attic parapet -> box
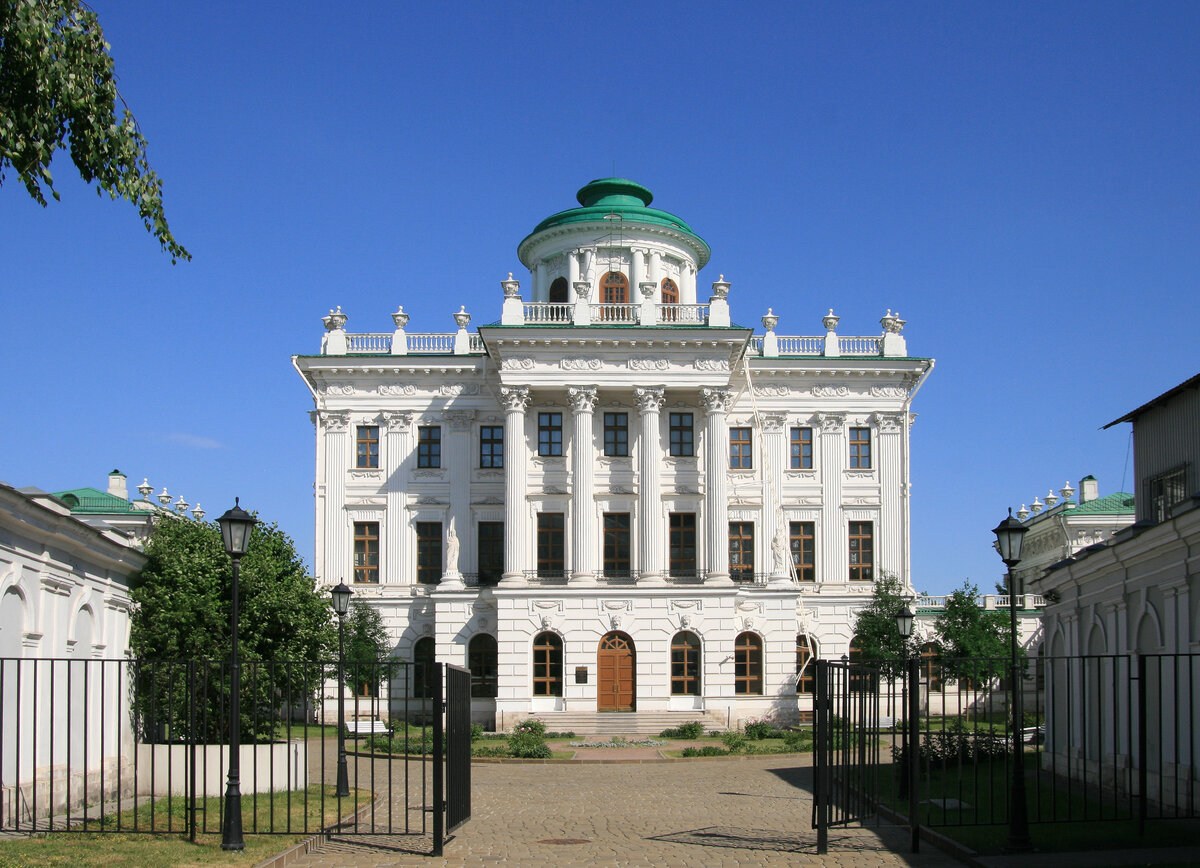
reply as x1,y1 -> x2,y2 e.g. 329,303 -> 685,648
751,307 -> 909,358
320,305 -> 485,356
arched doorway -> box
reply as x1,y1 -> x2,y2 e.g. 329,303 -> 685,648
597,632 -> 635,711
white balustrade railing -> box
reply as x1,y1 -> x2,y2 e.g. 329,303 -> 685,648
776,335 -> 824,355
593,303 -> 639,323
523,303 -> 572,323
656,304 -> 708,324
469,333 -> 485,352
405,333 -> 455,353
748,336 -> 763,353
918,594 -> 1045,610
839,336 -> 882,355
346,333 -> 392,353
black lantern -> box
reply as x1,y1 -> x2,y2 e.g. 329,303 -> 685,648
991,508 -> 1028,567
331,581 -> 353,617
895,604 -> 915,639
331,581 -> 353,797
217,498 -> 257,558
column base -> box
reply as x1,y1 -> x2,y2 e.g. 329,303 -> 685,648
637,572 -> 667,587
499,572 -> 528,588
438,572 -> 465,590
704,572 -> 734,586
569,572 -> 598,587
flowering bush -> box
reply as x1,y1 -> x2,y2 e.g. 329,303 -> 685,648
508,718 -> 551,758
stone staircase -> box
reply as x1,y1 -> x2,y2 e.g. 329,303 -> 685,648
519,710 -> 723,737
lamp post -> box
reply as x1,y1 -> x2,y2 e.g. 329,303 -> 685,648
217,499 -> 257,851
330,581 -> 353,798
896,604 -> 919,852
993,508 -> 1032,853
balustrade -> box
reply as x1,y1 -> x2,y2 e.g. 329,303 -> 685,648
523,303 -> 572,323
838,336 -> 882,355
405,333 -> 456,353
345,333 -> 392,353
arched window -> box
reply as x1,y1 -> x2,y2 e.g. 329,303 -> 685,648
601,271 -> 629,304
548,276 -> 568,303
532,632 -> 563,696
660,277 -> 678,304
920,642 -> 942,692
670,631 -> 701,695
469,634 -> 498,698
796,633 -> 816,695
734,632 -> 762,695
412,636 -> 435,699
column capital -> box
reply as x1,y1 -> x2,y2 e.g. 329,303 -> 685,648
381,410 -> 413,429
319,410 -> 351,432
761,412 -> 787,432
700,387 -> 733,414
567,385 -> 598,413
634,386 -> 665,412
500,385 -> 531,412
874,412 -> 905,433
817,412 -> 846,432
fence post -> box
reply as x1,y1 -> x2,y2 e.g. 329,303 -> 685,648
189,659 -> 197,842
432,662 -> 445,857
1137,654 -> 1147,835
815,658 -> 828,855
907,656 -> 920,852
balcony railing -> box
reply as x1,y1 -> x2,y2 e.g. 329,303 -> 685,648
917,594 -> 1046,611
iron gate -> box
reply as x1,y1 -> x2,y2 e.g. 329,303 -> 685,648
0,657 -> 472,854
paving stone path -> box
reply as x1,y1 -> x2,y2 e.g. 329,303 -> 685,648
288,753 -> 964,867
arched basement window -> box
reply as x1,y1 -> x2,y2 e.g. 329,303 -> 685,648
469,633 -> 498,698
734,632 -> 763,695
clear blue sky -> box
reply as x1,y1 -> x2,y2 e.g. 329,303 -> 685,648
4,1 -> 1197,594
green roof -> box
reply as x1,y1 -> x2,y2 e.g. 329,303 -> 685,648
519,178 -> 711,265
51,487 -> 141,514
1071,492 -> 1135,515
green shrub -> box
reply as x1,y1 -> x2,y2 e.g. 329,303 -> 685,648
681,745 -> 728,757
743,718 -> 781,740
508,719 -> 551,758
512,718 -> 546,737
471,744 -> 510,757
544,731 -> 576,738
783,729 -> 812,751
659,721 -> 705,739
470,723 -> 484,741
721,731 -> 748,753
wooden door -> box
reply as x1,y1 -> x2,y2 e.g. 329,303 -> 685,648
597,632 -> 635,711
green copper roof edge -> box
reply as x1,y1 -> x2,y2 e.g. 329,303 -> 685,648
518,212 -> 711,265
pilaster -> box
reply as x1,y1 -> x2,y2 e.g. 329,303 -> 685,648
876,412 -> 905,584
321,411 -> 351,585
818,413 -> 846,584
636,387 -> 666,585
500,387 -> 531,587
382,410 -> 413,584
441,409 -> 474,589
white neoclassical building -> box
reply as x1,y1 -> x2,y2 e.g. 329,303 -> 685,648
294,178 -> 934,729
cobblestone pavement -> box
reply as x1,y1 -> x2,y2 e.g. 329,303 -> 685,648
287,754 -> 964,867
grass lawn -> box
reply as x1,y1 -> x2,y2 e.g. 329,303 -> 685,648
660,736 -> 811,758
273,723 -> 340,739
0,785 -> 371,868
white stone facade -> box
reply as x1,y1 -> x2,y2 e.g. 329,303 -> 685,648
294,179 -> 934,729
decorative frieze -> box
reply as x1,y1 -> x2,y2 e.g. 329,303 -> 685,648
629,358 -> 669,371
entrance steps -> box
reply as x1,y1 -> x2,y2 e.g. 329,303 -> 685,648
522,710 -> 723,737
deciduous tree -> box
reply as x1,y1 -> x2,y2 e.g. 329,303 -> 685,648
850,571 -> 911,677
933,581 -> 1013,685
1,0 -> 189,260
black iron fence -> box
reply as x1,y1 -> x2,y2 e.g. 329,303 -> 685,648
0,657 -> 471,853
814,653 -> 1199,853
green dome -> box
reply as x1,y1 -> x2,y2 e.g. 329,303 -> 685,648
519,178 -> 710,266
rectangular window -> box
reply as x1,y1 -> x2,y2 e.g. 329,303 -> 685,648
670,633 -> 700,696
353,522 -> 379,584
729,521 -> 755,583
479,426 -> 504,468
477,521 -> 504,586
536,512 -> 565,577
849,521 -> 874,581
538,412 -> 563,457
849,427 -> 872,469
790,426 -> 813,470
669,412 -> 694,457
603,412 -> 628,457
1147,466 -> 1187,522
729,427 -> 752,469
789,521 -> 815,582
417,426 -> 441,468
355,425 -> 379,469
669,513 -> 697,577
416,521 -> 442,584
603,512 -> 631,576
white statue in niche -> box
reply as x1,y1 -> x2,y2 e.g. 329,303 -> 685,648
445,527 -> 460,575
771,531 -> 789,575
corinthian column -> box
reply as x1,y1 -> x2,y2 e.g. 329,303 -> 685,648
568,386 -> 599,585
635,387 -> 666,585
499,386 -> 531,587
702,387 -> 734,586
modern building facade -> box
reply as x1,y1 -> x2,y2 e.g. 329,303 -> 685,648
294,178 -> 934,729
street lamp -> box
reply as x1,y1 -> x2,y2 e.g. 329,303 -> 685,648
992,508 -> 1032,853
331,581 -> 353,798
895,603 -> 918,852
217,499 -> 257,851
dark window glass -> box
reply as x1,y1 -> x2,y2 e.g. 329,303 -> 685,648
548,276 -> 569,303
790,427 -> 813,469
538,412 -> 563,457
669,513 -> 697,577
670,631 -> 701,695
849,427 -> 871,469
469,634 -> 498,698
413,637 -> 435,698
532,632 -> 563,696
729,521 -> 754,583
849,521 -> 873,581
660,277 -> 678,304
669,412 -> 694,457
796,634 -> 815,695
480,425 -> 503,468
477,521 -> 503,586
920,642 -> 942,692
537,513 -> 565,577
734,632 -> 762,695
603,513 -> 631,576
789,521 -> 815,581
353,522 -> 379,584
603,412 -> 628,457
417,426 -> 441,468
730,427 -> 752,469
356,425 -> 379,468
416,521 -> 442,584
